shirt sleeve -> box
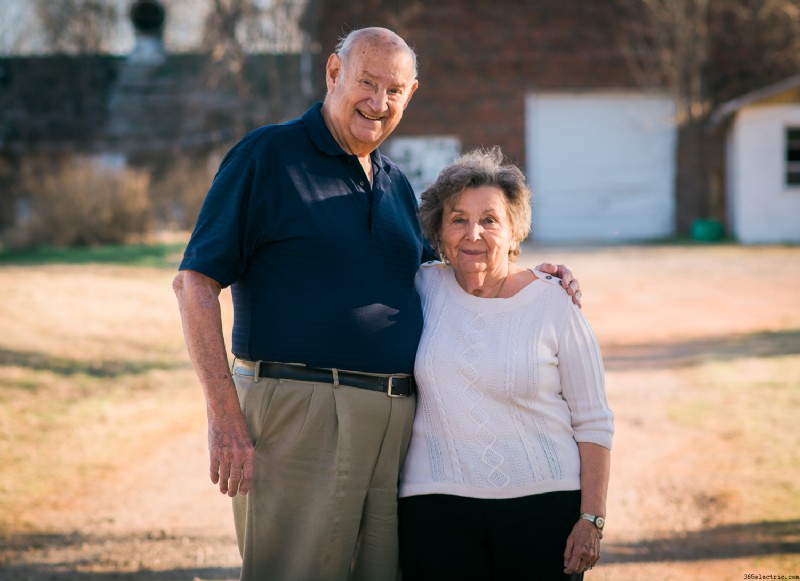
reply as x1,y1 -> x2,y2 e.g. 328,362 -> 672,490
556,301 -> 615,449
421,239 -> 438,263
179,141 -> 261,287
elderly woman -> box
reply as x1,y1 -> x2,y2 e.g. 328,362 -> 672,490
398,147 -> 614,580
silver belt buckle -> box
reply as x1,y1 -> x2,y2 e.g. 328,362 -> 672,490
232,359 -> 260,382
387,375 -> 406,398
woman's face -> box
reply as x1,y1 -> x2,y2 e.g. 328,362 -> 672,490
439,186 -> 516,277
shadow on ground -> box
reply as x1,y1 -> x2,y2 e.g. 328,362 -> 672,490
3,521 -> 798,576
0,347 -> 188,379
0,531 -> 239,580
603,329 -> 800,371
0,565 -> 238,581
604,519 -> 800,563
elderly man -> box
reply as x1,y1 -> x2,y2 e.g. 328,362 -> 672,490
174,27 -> 578,580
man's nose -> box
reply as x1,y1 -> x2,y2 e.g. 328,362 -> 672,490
368,89 -> 388,112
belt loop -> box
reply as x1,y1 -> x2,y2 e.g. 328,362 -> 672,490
332,368 -> 339,389
230,357 -> 237,374
253,360 -> 261,383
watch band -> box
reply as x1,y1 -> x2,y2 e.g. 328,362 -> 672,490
579,513 -> 605,530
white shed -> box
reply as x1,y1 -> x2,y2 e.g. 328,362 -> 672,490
525,92 -> 677,242
712,76 -> 800,244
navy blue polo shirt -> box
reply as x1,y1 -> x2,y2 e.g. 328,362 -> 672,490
180,103 -> 433,374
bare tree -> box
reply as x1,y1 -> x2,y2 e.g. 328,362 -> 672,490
618,0 -> 800,122
239,0 -> 308,53
615,0 -> 800,233
0,2 -> 32,54
709,0 -> 800,102
202,0 -> 256,110
198,0 -> 307,135
616,0 -> 712,126
34,0 -> 118,55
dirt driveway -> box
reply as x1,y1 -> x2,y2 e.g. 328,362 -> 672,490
1,243 -> 799,580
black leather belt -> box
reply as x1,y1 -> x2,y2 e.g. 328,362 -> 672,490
233,360 -> 415,397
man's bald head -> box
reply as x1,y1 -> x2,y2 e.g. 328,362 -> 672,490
335,27 -> 418,80
322,26 -> 419,157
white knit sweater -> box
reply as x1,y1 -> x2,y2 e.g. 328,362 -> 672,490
399,263 -> 614,500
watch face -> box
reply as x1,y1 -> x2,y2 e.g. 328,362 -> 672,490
595,516 -> 605,529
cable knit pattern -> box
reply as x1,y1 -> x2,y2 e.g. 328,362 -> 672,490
399,262 -> 614,500
460,313 -> 510,488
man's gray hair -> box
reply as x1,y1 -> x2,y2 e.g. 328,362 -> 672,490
335,28 -> 418,79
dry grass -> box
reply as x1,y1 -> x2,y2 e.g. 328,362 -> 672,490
0,265 -> 198,528
517,244 -> 800,581
0,243 -> 798,580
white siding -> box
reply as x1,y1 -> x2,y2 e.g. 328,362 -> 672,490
729,105 -> 800,244
385,136 -> 461,200
526,93 -> 676,242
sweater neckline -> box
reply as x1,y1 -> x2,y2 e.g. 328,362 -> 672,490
442,266 -> 547,311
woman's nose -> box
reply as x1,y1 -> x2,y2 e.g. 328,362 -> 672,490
465,222 -> 482,241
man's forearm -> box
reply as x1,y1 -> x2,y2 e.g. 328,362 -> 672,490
173,270 -> 238,415
174,270 -> 255,496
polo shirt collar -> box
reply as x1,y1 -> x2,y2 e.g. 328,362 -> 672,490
302,102 -> 391,173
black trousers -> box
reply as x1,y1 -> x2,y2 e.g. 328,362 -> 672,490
399,490 -> 584,581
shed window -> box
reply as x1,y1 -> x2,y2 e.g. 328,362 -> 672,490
787,128 -> 800,186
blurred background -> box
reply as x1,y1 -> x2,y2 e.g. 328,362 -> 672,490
2,0 -> 800,246
0,1 -> 799,580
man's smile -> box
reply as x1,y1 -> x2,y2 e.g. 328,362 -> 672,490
358,110 -> 384,121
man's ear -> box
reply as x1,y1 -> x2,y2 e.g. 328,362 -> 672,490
403,80 -> 419,110
325,53 -> 342,94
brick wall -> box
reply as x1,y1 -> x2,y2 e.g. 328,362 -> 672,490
312,0 -> 638,166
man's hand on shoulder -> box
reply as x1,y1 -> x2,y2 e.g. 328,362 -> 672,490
536,262 -> 582,309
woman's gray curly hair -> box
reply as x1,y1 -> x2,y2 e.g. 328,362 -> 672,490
418,146 -> 532,261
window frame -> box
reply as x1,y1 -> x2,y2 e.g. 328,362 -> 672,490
785,126 -> 800,187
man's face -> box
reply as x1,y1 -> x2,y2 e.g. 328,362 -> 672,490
322,44 -> 418,157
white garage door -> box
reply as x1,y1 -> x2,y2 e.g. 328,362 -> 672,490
526,93 -> 676,242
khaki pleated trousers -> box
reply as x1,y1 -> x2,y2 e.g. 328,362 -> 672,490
231,372 -> 416,581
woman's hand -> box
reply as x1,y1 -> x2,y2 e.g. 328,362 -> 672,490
563,518 -> 602,575
535,263 -> 582,308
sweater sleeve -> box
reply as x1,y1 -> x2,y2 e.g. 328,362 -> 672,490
414,261 -> 444,311
556,301 -> 615,450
